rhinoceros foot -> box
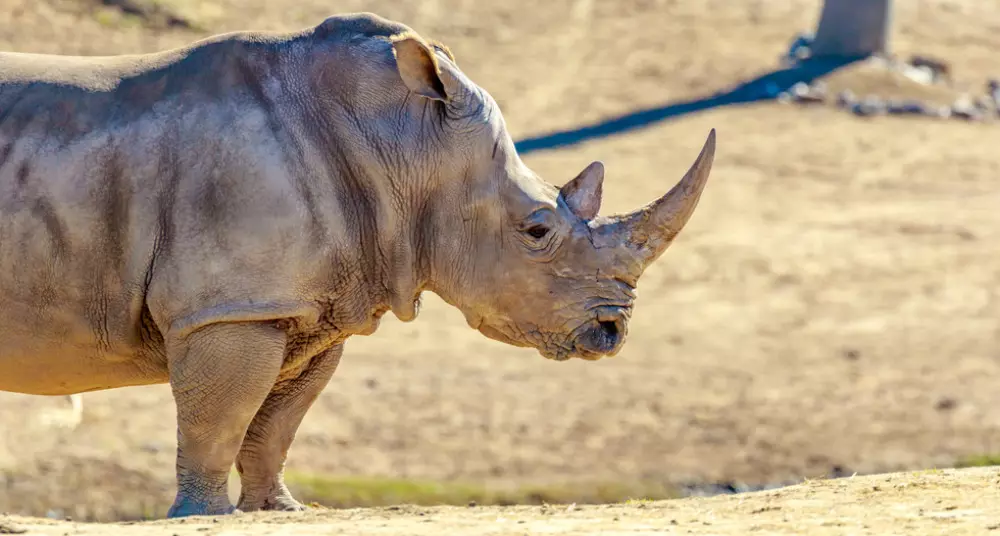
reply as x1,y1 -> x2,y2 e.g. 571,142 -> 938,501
267,498 -> 308,512
237,486 -> 308,513
166,497 -> 240,518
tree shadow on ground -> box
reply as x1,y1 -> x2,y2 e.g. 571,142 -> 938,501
514,56 -> 862,155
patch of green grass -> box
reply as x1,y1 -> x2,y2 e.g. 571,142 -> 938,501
82,0 -> 208,31
954,453 -> 1000,468
284,471 -> 680,509
92,6 -> 139,28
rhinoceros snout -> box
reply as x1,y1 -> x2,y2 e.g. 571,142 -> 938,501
574,307 -> 629,359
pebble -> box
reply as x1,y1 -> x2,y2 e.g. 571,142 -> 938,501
851,96 -> 886,117
0,522 -> 28,534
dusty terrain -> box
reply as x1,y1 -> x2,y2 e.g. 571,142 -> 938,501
1,0 -> 1000,531
4,467 -> 1000,535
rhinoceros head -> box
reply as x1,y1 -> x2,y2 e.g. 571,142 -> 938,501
335,23 -> 715,361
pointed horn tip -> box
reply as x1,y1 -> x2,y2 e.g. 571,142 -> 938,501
683,128 -> 716,180
703,128 -> 717,159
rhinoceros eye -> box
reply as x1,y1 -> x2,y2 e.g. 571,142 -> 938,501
524,225 -> 550,240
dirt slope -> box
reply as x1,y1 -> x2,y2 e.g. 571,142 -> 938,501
1,0 -> 1000,523
3,467 -> 999,535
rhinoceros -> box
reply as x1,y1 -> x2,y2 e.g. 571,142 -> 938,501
0,13 -> 716,517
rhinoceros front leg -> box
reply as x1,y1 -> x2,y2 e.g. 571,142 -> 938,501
235,345 -> 343,512
166,322 -> 286,518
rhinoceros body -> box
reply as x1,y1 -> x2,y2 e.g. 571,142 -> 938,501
0,13 -> 715,517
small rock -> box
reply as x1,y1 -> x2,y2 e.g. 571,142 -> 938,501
830,465 -> 851,478
951,106 -> 982,121
951,95 -> 983,121
935,397 -> 958,411
837,90 -> 857,108
784,33 -> 813,64
789,82 -> 824,104
0,522 -> 27,535
909,54 -> 952,84
987,79 -> 1000,115
886,99 -> 928,116
852,96 -> 886,117
790,82 -> 810,98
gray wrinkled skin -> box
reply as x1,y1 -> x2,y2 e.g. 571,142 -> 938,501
0,13 -> 715,517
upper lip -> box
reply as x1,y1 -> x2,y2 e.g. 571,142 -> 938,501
594,305 -> 631,335
595,305 -> 628,322
588,300 -> 633,314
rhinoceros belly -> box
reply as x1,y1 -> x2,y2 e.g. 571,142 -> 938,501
0,302 -> 168,395
0,197 -> 166,395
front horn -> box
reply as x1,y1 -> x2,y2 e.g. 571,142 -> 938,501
616,129 -> 716,266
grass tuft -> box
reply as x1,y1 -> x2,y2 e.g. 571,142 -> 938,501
954,454 -> 1000,468
284,471 -> 679,509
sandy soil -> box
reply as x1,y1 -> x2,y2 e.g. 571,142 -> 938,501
3,467 -> 999,535
1,0 -> 1000,527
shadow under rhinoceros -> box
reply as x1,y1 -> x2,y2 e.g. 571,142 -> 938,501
514,56 -> 862,155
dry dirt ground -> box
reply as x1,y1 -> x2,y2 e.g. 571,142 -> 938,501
3,467 -> 1000,535
1,0 -> 1000,530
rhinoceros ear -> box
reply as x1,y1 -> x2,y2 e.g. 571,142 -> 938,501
559,161 -> 604,221
391,33 -> 448,101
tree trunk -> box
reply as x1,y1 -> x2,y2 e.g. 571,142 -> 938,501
810,0 -> 892,58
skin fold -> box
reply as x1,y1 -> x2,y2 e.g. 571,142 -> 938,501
0,13 -> 716,517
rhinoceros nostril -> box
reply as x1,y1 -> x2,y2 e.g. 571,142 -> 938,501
598,320 -> 619,339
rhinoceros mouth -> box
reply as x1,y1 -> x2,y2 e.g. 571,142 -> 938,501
473,307 -> 630,362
